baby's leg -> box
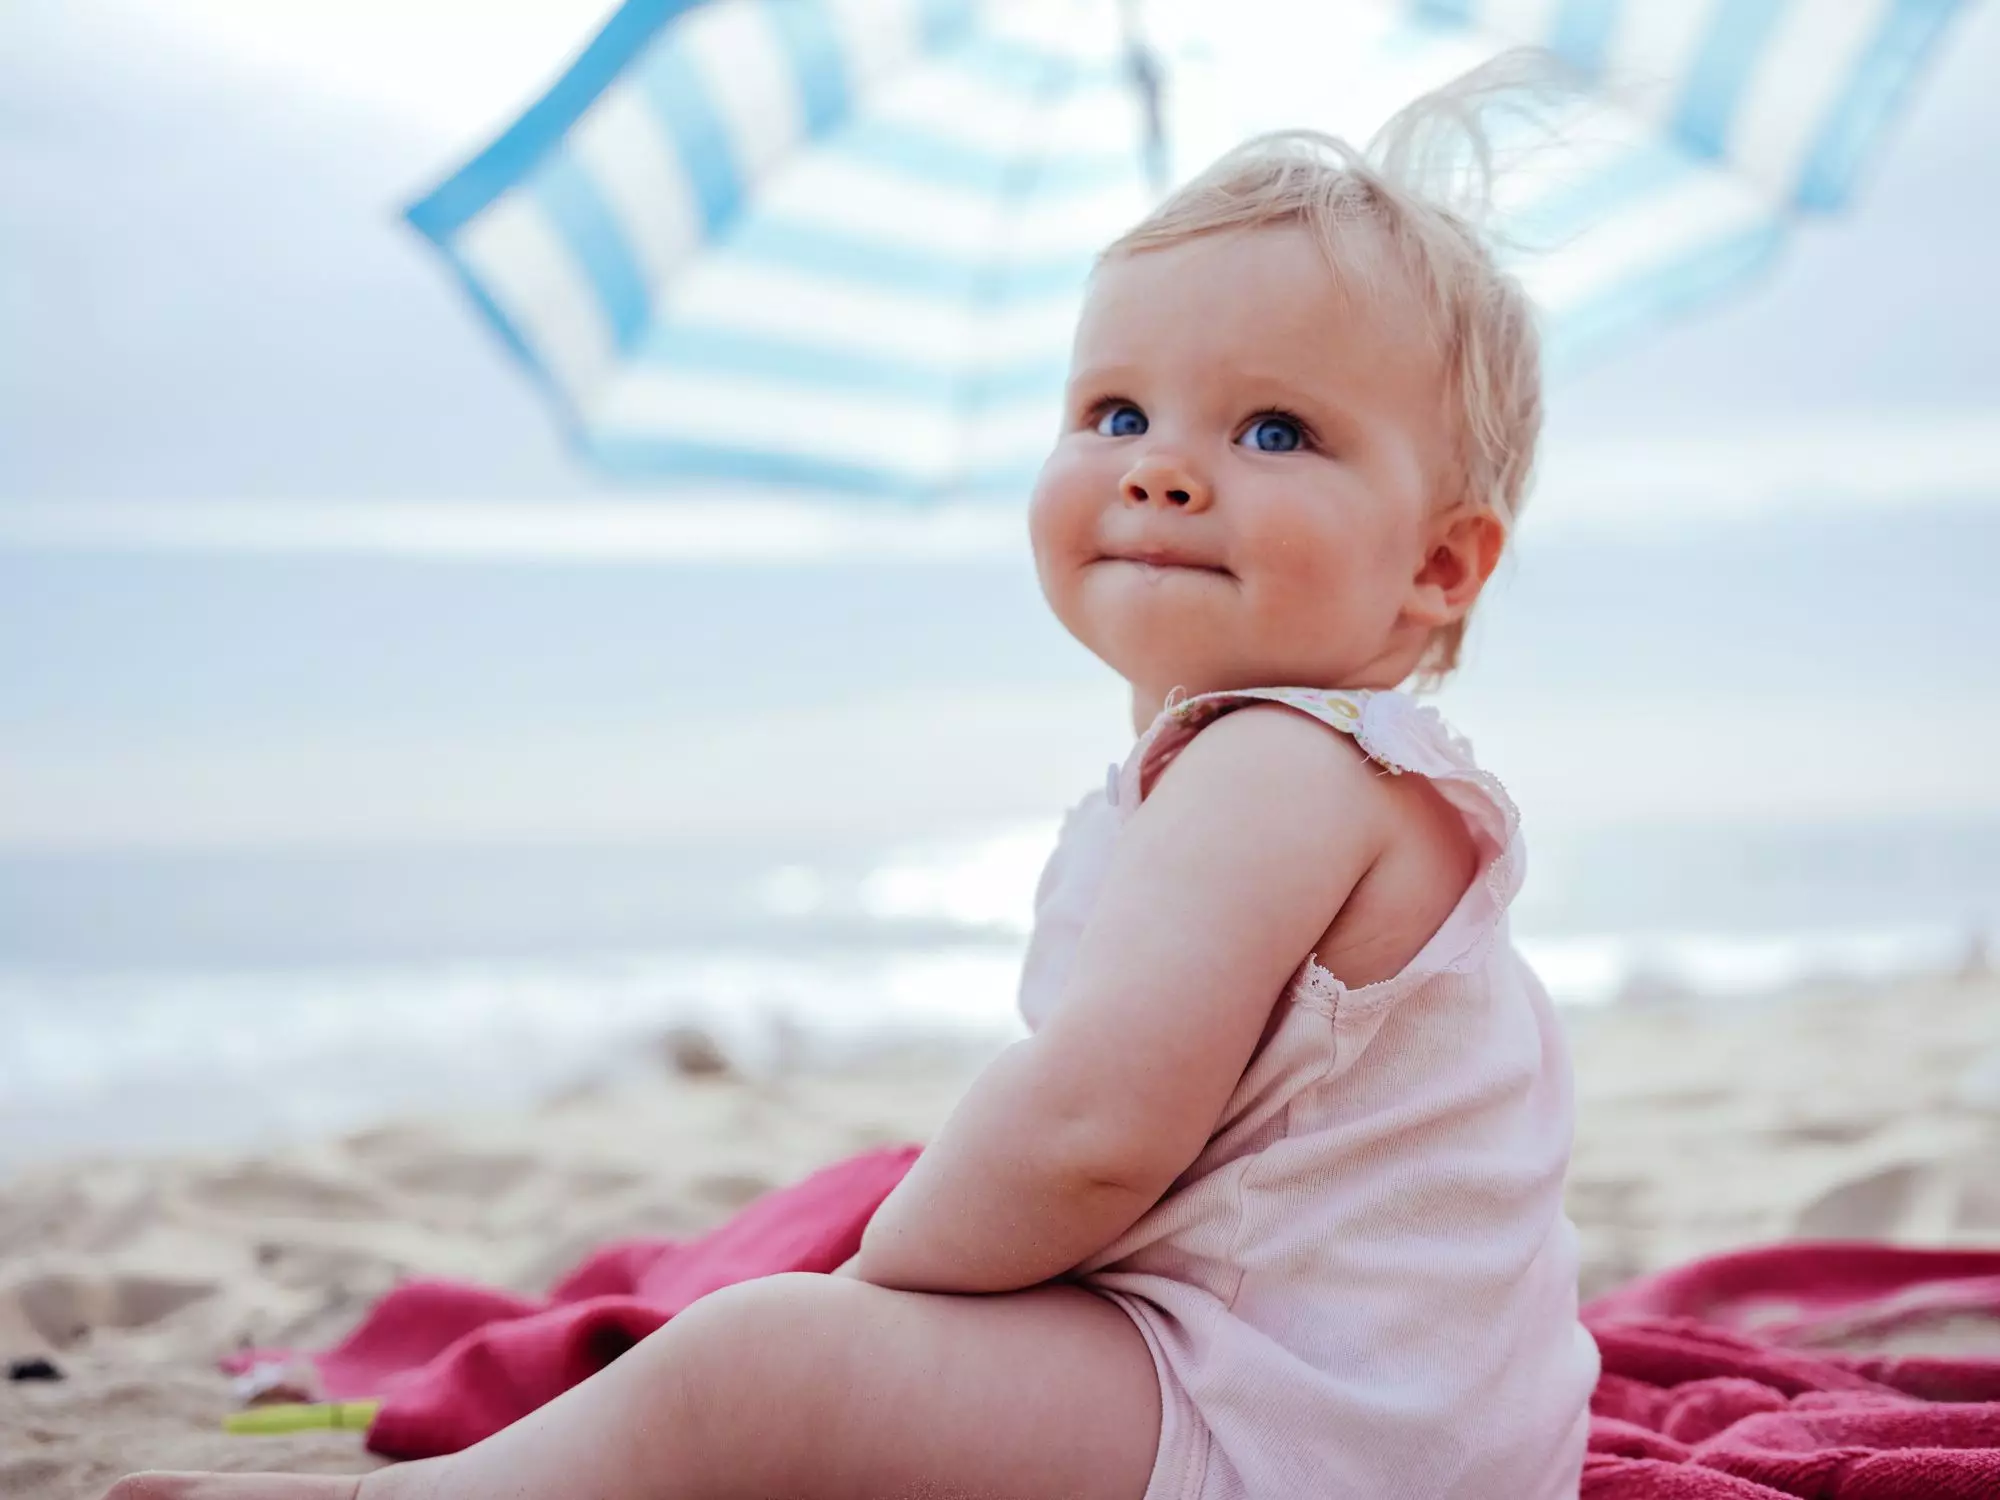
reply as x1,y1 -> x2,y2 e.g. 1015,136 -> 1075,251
108,1271 -> 1162,1500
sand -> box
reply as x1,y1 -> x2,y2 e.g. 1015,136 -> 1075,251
7,977 -> 2000,1499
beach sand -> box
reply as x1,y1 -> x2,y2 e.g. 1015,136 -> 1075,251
6,976 -> 2000,1498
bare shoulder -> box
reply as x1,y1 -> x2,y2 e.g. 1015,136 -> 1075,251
1024,704 -> 1402,1191
1019,700 -> 1479,1186
1150,700 -> 1482,991
1146,700 -> 1400,843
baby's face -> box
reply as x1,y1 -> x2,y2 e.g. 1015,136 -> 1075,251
1029,225 -> 1454,714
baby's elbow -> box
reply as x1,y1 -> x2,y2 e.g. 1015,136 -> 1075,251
1012,1036 -> 1201,1204
1043,1115 -> 1186,1206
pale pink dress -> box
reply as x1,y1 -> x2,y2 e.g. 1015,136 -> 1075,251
1019,686 -> 1599,1500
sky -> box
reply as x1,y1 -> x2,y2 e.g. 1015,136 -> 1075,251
3,0 -> 1999,869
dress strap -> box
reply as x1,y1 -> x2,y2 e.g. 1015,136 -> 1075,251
1113,685 -> 1524,910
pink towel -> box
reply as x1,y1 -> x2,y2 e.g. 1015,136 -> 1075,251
229,1148 -> 2000,1496
226,1145 -> 917,1458
1581,1243 -> 2000,1498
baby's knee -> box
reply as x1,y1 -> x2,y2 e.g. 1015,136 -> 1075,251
659,1273 -> 869,1406
631,1273 -> 873,1472
673,1271 -> 864,1362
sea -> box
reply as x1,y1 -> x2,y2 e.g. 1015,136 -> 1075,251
6,505 -> 2000,1169
4,813 -> 1997,1172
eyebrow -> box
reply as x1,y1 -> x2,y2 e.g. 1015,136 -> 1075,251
1064,362 -> 1143,394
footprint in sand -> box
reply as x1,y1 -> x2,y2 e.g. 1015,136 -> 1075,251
1771,1117 -> 1884,1147
562,1165 -> 653,1197
0,1179 -> 164,1260
0,1455 -> 64,1499
1793,1161 -> 1960,1241
692,1172 -> 776,1210
1,1271 -> 214,1349
340,1126 -> 550,1198
184,1161 -> 391,1220
341,1121 -> 431,1156
1566,1176 -> 1642,1220
251,1236 -> 403,1293
1954,1049 -> 2000,1114
372,1148 -> 542,1200
1946,1142 -> 2000,1233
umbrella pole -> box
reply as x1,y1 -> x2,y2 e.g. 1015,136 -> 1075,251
1119,0 -> 1168,191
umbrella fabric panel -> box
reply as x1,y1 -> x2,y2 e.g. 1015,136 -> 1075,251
424,0 -> 987,420
1166,0 -> 1965,367
588,21 -> 1150,496
413,0 -> 1149,500
1395,0 -> 1969,363
1426,0 -> 1965,210
409,0 -> 1967,497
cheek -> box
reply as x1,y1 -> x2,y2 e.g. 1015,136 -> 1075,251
1026,459 -> 1089,611
1027,449 -> 1098,568
1239,491 -> 1349,598
1238,482 -> 1410,621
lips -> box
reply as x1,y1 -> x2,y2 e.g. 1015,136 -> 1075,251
1099,548 -> 1233,577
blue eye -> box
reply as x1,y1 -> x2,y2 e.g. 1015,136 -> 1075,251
1241,415 -> 1303,453
1095,404 -> 1148,437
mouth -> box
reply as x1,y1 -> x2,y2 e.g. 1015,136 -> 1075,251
1096,549 -> 1235,579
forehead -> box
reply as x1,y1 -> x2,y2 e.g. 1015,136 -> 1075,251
1075,224 -> 1435,386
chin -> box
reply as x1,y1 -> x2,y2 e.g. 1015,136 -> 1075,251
1057,567 -> 1234,670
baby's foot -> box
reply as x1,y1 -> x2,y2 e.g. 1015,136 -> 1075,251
101,1473 -> 362,1500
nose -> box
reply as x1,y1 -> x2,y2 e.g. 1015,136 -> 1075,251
1121,453 -> 1211,511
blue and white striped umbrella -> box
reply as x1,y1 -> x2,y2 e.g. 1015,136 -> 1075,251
408,0 -> 1967,505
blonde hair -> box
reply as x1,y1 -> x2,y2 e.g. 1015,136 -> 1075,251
1100,59 -> 1548,680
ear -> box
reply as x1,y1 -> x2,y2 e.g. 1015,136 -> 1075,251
1402,508 -> 1505,630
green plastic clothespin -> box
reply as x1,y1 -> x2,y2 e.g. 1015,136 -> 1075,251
224,1399 -> 381,1435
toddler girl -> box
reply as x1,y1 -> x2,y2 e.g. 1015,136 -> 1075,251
109,80 -> 1598,1500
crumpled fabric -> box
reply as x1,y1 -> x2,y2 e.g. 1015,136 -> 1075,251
228,1151 -> 2000,1495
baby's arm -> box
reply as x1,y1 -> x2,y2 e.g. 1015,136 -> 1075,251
852,705 -> 1390,1294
